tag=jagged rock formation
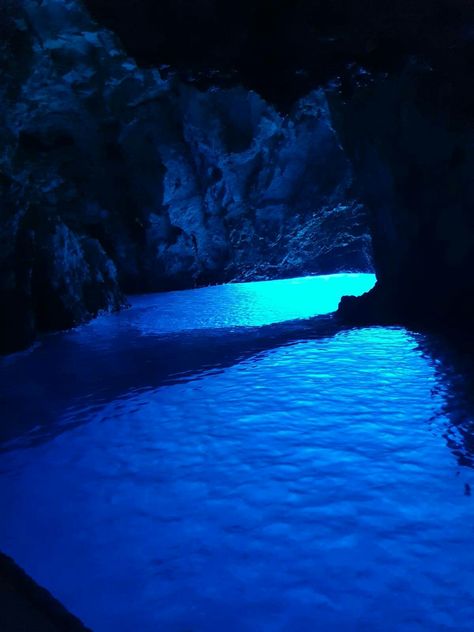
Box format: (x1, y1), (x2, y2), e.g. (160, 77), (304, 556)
(0, 0), (371, 353)
(83, 0), (474, 331)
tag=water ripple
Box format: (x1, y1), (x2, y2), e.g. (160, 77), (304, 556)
(1, 275), (474, 631)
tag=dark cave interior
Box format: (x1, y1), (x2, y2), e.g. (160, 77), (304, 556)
(1, 0), (474, 353)
(1, 2), (474, 630)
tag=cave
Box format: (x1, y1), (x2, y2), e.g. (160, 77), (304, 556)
(1, 1), (474, 630)
(0, 0), (374, 354)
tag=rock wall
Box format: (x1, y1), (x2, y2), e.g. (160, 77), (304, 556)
(331, 62), (474, 327)
(82, 0), (474, 332)
(0, 0), (371, 353)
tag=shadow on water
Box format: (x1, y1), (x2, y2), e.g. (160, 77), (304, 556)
(3, 308), (474, 472)
(415, 330), (474, 470)
(0, 314), (343, 449)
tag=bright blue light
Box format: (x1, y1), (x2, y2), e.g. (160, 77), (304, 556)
(2, 273), (472, 632)
(124, 273), (376, 335)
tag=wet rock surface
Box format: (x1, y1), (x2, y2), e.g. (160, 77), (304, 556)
(0, 0), (371, 353)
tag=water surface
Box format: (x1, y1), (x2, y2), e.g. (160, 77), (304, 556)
(1, 273), (474, 631)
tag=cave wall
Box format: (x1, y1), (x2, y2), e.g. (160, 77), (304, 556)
(332, 62), (474, 327)
(0, 0), (371, 353)
(80, 0), (474, 331)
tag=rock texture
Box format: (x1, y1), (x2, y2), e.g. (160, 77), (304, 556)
(0, 0), (371, 353)
(83, 0), (474, 331)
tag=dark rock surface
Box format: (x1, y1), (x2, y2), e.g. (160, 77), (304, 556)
(82, 0), (474, 330)
(330, 62), (474, 328)
(82, 0), (473, 107)
(0, 552), (89, 631)
(0, 0), (372, 354)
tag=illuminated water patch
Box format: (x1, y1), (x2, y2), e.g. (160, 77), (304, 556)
(1, 274), (473, 632)
(122, 273), (376, 334)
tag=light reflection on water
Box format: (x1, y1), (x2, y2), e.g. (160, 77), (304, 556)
(1, 274), (474, 631)
(123, 273), (377, 333)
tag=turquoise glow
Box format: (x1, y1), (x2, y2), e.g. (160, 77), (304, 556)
(2, 274), (473, 632)
(125, 273), (376, 334)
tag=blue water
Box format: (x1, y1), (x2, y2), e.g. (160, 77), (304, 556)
(1, 273), (474, 631)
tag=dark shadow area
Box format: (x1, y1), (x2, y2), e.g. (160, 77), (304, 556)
(0, 552), (89, 632)
(0, 314), (342, 449)
(2, 312), (474, 474)
(415, 331), (474, 470)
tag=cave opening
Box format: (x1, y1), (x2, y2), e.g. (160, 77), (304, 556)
(0, 0), (375, 351)
(2, 1), (474, 631)
(139, 86), (375, 291)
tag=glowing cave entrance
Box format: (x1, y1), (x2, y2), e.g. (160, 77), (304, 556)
(126, 273), (377, 334)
